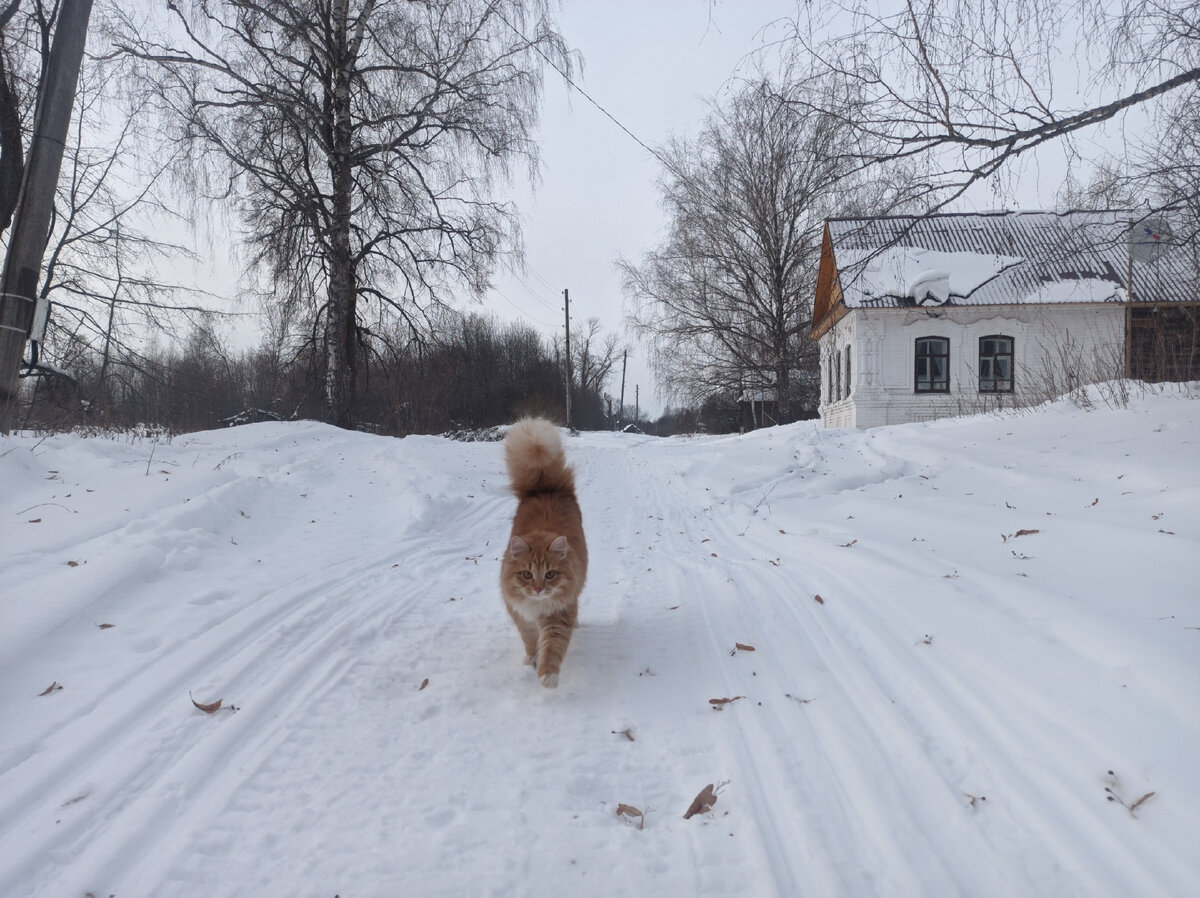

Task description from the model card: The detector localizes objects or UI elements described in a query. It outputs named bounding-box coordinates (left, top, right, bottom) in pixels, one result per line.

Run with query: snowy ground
left=2, top=385, right=1198, bottom=897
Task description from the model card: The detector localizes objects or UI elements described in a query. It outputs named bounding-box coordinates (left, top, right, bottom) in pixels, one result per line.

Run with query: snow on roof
left=828, top=211, right=1195, bottom=309
left=838, top=246, right=1025, bottom=307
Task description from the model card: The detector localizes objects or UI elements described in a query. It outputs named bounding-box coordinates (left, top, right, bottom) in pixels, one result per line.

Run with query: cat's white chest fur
left=508, top=591, right=562, bottom=623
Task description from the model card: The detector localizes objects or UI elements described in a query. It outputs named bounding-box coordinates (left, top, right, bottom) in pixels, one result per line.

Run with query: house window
left=844, top=351, right=852, bottom=399
left=979, top=335, right=1014, bottom=392
left=834, top=349, right=842, bottom=400
left=915, top=337, right=950, bottom=392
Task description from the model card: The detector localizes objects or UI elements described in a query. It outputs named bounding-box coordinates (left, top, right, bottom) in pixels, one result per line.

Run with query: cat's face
left=505, top=533, right=576, bottom=604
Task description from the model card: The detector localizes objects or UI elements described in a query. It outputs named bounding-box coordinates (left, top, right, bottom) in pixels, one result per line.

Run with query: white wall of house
left=817, top=305, right=1126, bottom=428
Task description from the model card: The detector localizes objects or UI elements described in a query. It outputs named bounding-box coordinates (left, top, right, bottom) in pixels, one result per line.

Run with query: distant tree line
left=15, top=312, right=635, bottom=436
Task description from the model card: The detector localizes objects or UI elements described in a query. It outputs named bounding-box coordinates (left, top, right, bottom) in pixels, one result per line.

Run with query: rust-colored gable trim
left=810, top=223, right=845, bottom=341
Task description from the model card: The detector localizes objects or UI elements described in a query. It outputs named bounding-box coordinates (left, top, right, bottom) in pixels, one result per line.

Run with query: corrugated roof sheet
left=828, top=211, right=1197, bottom=309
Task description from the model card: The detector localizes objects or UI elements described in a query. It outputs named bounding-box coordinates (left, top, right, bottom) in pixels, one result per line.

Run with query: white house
left=810, top=211, right=1198, bottom=428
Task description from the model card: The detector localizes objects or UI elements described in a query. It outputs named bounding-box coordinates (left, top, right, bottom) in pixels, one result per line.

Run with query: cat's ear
left=509, top=535, right=530, bottom=558
left=549, top=535, right=569, bottom=559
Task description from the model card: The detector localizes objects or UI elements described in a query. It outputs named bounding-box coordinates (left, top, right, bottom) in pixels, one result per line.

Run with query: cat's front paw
left=540, top=672, right=559, bottom=688
left=524, top=654, right=537, bottom=667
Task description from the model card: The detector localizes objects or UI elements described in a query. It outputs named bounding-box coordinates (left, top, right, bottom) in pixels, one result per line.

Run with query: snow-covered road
left=3, top=387, right=1197, bottom=896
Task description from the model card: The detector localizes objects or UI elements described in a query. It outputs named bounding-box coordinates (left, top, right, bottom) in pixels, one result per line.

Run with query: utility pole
left=617, top=349, right=626, bottom=430
left=562, top=288, right=572, bottom=431
left=0, top=0, right=94, bottom=432
left=634, top=384, right=639, bottom=426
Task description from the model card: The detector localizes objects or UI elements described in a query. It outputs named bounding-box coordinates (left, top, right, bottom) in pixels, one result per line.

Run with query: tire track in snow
left=1, top=534, right=428, bottom=896
left=689, top=444, right=1192, bottom=897
left=0, top=432, right=471, bottom=896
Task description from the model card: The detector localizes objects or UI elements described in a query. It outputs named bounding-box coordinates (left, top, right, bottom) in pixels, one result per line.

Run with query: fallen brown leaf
left=683, top=784, right=718, bottom=819
left=38, top=681, right=63, bottom=696
left=612, top=728, right=635, bottom=742
left=708, top=696, right=745, bottom=708
left=418, top=678, right=429, bottom=691
left=734, top=642, right=756, bottom=652
left=616, top=803, right=645, bottom=829
left=190, top=692, right=223, bottom=714
left=813, top=594, right=825, bottom=605
left=1129, top=792, right=1156, bottom=815
left=97, top=623, right=115, bottom=630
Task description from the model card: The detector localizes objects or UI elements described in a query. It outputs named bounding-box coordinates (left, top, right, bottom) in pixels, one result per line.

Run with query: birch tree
left=619, top=78, right=906, bottom=419
left=119, top=0, right=570, bottom=428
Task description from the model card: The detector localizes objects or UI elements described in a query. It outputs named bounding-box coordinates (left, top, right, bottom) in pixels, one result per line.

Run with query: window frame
left=914, top=336, right=950, bottom=393
left=978, top=335, right=1015, bottom=393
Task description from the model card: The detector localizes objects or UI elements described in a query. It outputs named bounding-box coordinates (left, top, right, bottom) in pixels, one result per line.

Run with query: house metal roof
left=827, top=211, right=1197, bottom=310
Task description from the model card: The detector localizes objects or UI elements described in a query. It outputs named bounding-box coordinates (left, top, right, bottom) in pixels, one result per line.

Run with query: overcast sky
left=482, top=0, right=1102, bottom=417
left=190, top=0, right=1088, bottom=419
left=479, top=0, right=801, bottom=417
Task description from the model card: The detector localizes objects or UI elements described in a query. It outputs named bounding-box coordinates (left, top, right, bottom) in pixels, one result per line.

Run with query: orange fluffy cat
left=500, top=418, right=588, bottom=688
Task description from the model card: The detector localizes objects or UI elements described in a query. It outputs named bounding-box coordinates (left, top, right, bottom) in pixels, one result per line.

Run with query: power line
left=494, top=4, right=753, bottom=239
left=522, top=265, right=560, bottom=297
left=492, top=5, right=674, bottom=173
left=511, top=271, right=559, bottom=311
left=491, top=285, right=559, bottom=329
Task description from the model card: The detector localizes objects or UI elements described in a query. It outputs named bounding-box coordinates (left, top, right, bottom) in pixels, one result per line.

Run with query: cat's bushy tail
left=505, top=417, right=575, bottom=496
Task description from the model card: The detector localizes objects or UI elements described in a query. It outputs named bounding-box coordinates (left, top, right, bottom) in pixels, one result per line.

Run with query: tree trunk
left=324, top=0, right=358, bottom=429
left=775, top=290, right=791, bottom=423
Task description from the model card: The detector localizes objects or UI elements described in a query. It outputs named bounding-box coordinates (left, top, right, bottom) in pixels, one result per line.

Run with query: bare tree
left=118, top=0, right=571, bottom=428
left=570, top=316, right=620, bottom=422
left=0, top=0, right=45, bottom=236
left=619, top=78, right=906, bottom=420
left=34, top=59, right=213, bottom=396
left=783, top=0, right=1200, bottom=215
left=1, top=1, right=220, bottom=425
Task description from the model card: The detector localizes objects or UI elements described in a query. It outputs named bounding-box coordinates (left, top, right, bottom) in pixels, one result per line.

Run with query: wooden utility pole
left=617, top=349, right=626, bottom=430
left=563, top=288, right=572, bottom=430
left=0, top=0, right=94, bottom=432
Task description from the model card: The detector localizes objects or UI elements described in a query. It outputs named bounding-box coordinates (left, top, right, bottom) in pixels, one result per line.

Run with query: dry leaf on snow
left=1002, top=528, right=1041, bottom=542
left=683, top=784, right=718, bottom=819
left=1128, top=792, right=1156, bottom=815
left=616, top=803, right=645, bottom=829
left=38, top=681, right=63, bottom=696
left=709, top=696, right=744, bottom=709
left=190, top=692, right=224, bottom=714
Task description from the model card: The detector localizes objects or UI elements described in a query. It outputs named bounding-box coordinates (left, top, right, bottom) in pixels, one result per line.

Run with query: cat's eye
left=520, top=571, right=533, bottom=580
left=545, top=571, right=557, bottom=580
